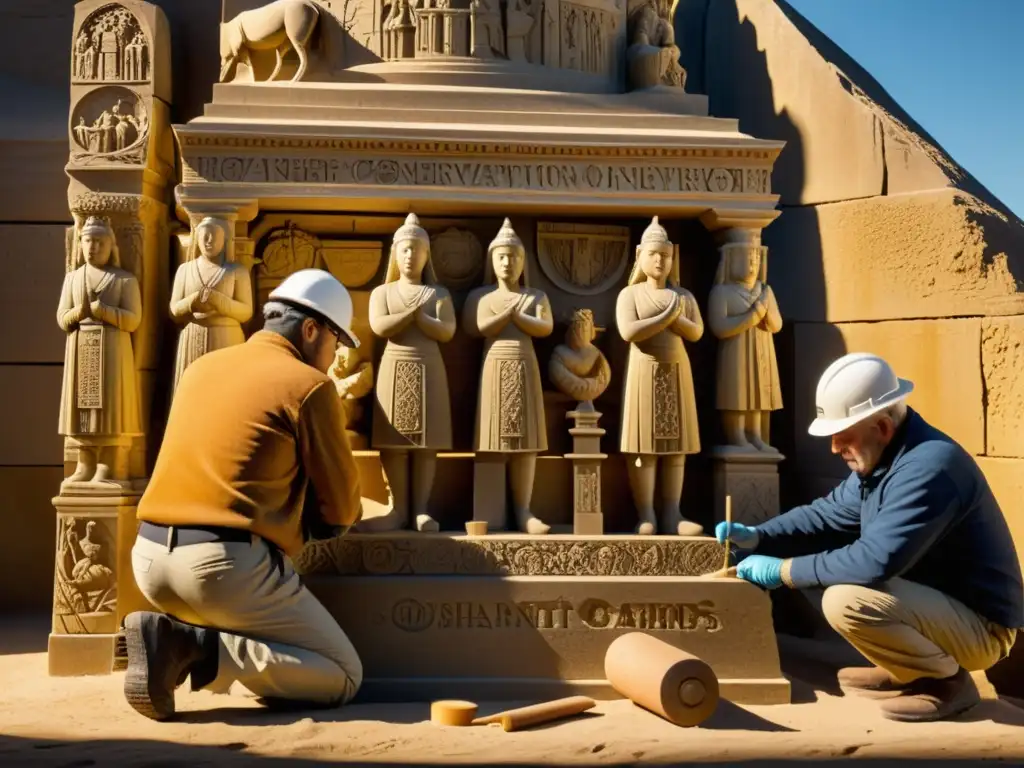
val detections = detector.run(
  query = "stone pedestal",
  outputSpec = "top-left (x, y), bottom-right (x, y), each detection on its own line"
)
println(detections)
top-left (473, 453), bottom-right (508, 531)
top-left (711, 448), bottom-right (785, 527)
top-left (298, 533), bottom-right (790, 705)
top-left (566, 406), bottom-right (607, 535)
top-left (48, 492), bottom-right (148, 676)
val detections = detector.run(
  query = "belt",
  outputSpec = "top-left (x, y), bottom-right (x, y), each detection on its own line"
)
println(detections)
top-left (138, 520), bottom-right (253, 549)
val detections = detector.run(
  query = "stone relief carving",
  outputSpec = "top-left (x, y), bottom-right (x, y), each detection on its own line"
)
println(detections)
top-left (170, 217), bottom-right (254, 391)
top-left (74, 4), bottom-right (150, 83)
top-left (319, 241), bottom-right (382, 288)
top-left (507, 0), bottom-right (540, 62)
top-left (463, 219), bottom-right (554, 534)
top-left (295, 535), bottom-right (725, 576)
top-left (220, 0), bottom-right (321, 83)
top-left (330, 346), bottom-right (375, 448)
top-left (549, 308), bottom-right (611, 406)
top-left (257, 224), bottom-right (382, 289)
top-left (616, 217), bottom-right (703, 537)
top-left (626, 0), bottom-right (684, 90)
top-left (536, 222), bottom-right (629, 296)
top-left (365, 213), bottom-right (457, 534)
top-left (57, 217), bottom-right (143, 493)
top-left (707, 242), bottom-right (783, 452)
top-left (70, 87), bottom-right (149, 166)
top-left (559, 1), bottom-right (613, 77)
top-left (52, 517), bottom-right (117, 634)
top-left (471, 0), bottom-right (506, 58)
top-left (257, 222), bottom-right (320, 280)
top-left (430, 227), bottom-right (484, 290)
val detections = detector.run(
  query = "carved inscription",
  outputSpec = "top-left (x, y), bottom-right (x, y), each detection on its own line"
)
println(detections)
top-left (77, 325), bottom-right (104, 411)
top-left (391, 597), bottom-right (721, 632)
top-left (393, 360), bottom-right (425, 438)
top-left (575, 466), bottom-right (600, 514)
top-left (188, 156), bottom-right (772, 195)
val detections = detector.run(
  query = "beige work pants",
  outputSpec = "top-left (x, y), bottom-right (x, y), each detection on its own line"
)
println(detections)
top-left (131, 533), bottom-right (362, 706)
top-left (821, 577), bottom-right (1017, 683)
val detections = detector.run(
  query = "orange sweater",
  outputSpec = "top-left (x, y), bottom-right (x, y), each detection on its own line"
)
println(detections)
top-left (137, 331), bottom-right (361, 557)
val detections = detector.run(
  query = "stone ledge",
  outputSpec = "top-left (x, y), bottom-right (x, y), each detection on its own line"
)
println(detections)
top-left (296, 534), bottom-right (725, 577)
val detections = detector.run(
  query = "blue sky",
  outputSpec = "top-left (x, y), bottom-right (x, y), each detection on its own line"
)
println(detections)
top-left (786, 0), bottom-right (1023, 218)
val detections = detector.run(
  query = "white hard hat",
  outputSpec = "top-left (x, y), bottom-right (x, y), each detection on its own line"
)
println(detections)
top-left (268, 269), bottom-right (359, 349)
top-left (807, 353), bottom-right (913, 437)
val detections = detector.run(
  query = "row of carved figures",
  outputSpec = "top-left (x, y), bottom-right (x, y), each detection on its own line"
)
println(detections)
top-left (56, 213), bottom-right (782, 539)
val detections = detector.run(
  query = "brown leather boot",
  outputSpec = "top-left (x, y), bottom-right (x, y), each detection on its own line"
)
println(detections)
top-left (838, 666), bottom-right (909, 698)
top-left (879, 668), bottom-right (981, 722)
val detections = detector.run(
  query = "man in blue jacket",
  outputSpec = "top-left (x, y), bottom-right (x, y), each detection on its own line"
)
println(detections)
top-left (718, 353), bottom-right (1023, 722)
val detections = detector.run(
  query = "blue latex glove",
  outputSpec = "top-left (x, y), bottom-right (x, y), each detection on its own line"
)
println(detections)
top-left (715, 521), bottom-right (760, 550)
top-left (736, 554), bottom-right (784, 589)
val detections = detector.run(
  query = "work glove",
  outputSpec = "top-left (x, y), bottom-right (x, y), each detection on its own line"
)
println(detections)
top-left (736, 554), bottom-right (784, 590)
top-left (714, 521), bottom-right (760, 550)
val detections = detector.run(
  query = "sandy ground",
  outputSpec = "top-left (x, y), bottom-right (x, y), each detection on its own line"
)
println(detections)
top-left (2, 616), bottom-right (1024, 767)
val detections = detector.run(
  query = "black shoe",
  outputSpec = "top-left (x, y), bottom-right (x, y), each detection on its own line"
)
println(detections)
top-left (123, 611), bottom-right (213, 721)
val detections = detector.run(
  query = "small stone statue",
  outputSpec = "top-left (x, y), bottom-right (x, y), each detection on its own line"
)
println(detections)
top-left (56, 216), bottom-right (143, 491)
top-left (626, 0), bottom-right (685, 90)
top-left (367, 213), bottom-right (457, 533)
top-left (549, 308), bottom-right (611, 409)
top-left (707, 242), bottom-right (783, 452)
top-left (615, 216), bottom-right (703, 536)
top-left (463, 219), bottom-right (554, 535)
top-left (170, 217), bottom-right (253, 391)
top-left (329, 346), bottom-right (374, 449)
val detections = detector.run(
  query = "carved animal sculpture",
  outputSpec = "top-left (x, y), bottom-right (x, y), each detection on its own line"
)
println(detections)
top-left (220, 0), bottom-right (321, 83)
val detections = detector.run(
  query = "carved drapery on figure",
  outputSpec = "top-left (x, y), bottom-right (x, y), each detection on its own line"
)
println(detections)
top-left (74, 4), bottom-right (150, 83)
top-left (625, 0), bottom-right (685, 90)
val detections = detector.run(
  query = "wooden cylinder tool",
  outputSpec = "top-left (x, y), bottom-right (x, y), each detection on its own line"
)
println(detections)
top-left (604, 633), bottom-right (719, 727)
top-left (471, 696), bottom-right (596, 732)
top-left (431, 700), bottom-right (478, 726)
top-left (700, 565), bottom-right (737, 579)
top-left (723, 494), bottom-right (733, 570)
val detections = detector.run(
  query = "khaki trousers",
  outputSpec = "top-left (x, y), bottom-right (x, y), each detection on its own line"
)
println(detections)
top-left (131, 533), bottom-right (362, 705)
top-left (821, 577), bottom-right (1017, 683)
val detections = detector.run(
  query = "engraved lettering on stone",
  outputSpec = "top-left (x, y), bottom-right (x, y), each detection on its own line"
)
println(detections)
top-left (77, 325), bottom-right (104, 412)
top-left (189, 155), bottom-right (771, 195)
top-left (652, 362), bottom-right (679, 440)
top-left (53, 518), bottom-right (117, 635)
top-left (392, 597), bottom-right (435, 632)
top-left (393, 360), bottom-right (425, 438)
top-left (499, 358), bottom-right (526, 441)
top-left (578, 598), bottom-right (721, 632)
top-left (537, 222), bottom-right (629, 295)
top-left (295, 536), bottom-right (724, 576)
top-left (74, 5), bottom-right (149, 83)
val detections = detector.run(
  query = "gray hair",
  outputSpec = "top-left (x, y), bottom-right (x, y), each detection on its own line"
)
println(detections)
top-left (878, 400), bottom-right (908, 428)
top-left (262, 300), bottom-right (315, 347)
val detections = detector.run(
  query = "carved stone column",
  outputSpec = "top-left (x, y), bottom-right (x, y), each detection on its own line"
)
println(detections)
top-left (566, 407), bottom-right (607, 535)
top-left (50, 0), bottom-right (173, 677)
top-left (700, 212), bottom-right (785, 529)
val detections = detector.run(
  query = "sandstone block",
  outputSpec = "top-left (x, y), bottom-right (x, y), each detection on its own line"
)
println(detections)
top-left (975, 458), bottom-right (1024, 563)
top-left (0, 466), bottom-right (62, 612)
top-left (712, 449), bottom-right (782, 526)
top-left (982, 317), bottom-right (1024, 457)
top-left (309, 570), bottom-right (789, 704)
top-left (0, 365), bottom-right (63, 465)
top-left (786, 319), bottom-right (983, 477)
top-left (0, 226), bottom-right (68, 363)
top-left (765, 190), bottom-right (1024, 323)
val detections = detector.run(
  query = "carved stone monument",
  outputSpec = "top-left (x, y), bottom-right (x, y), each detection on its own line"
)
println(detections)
top-left (49, 0), bottom-right (793, 700)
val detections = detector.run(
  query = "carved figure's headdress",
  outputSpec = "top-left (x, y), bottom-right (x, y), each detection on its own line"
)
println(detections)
top-left (385, 212), bottom-right (438, 284)
top-left (713, 242), bottom-right (767, 286)
top-left (483, 218), bottom-right (529, 286)
top-left (80, 216), bottom-right (113, 238)
top-left (628, 216), bottom-right (679, 286)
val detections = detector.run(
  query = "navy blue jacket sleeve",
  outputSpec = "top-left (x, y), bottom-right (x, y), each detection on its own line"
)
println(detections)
top-left (754, 473), bottom-right (862, 558)
top-left (785, 458), bottom-right (963, 589)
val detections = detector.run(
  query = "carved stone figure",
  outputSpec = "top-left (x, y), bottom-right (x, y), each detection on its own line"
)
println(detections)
top-left (57, 217), bottom-right (143, 491)
top-left (549, 308), bottom-right (611, 408)
top-left (330, 346), bottom-right (374, 449)
top-left (367, 213), bottom-right (457, 532)
top-left (615, 216), bottom-right (703, 536)
top-left (707, 242), bottom-right (783, 452)
top-left (170, 217), bottom-right (254, 390)
top-left (220, 0), bottom-right (321, 83)
top-left (626, 0), bottom-right (685, 90)
top-left (463, 219), bottom-right (554, 534)
top-left (471, 0), bottom-right (506, 58)
top-left (53, 518), bottom-right (116, 630)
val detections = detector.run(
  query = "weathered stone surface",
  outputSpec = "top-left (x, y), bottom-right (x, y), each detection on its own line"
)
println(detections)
top-left (765, 190), bottom-right (1024, 323)
top-left (309, 574), bottom-right (789, 704)
top-left (786, 320), bottom-right (983, 477)
top-left (297, 533), bottom-right (724, 578)
top-left (982, 317), bottom-right (1024, 458)
top-left (0, 365), bottom-right (63, 465)
top-left (0, 226), bottom-right (69, 364)
top-left (712, 450), bottom-right (782, 526)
